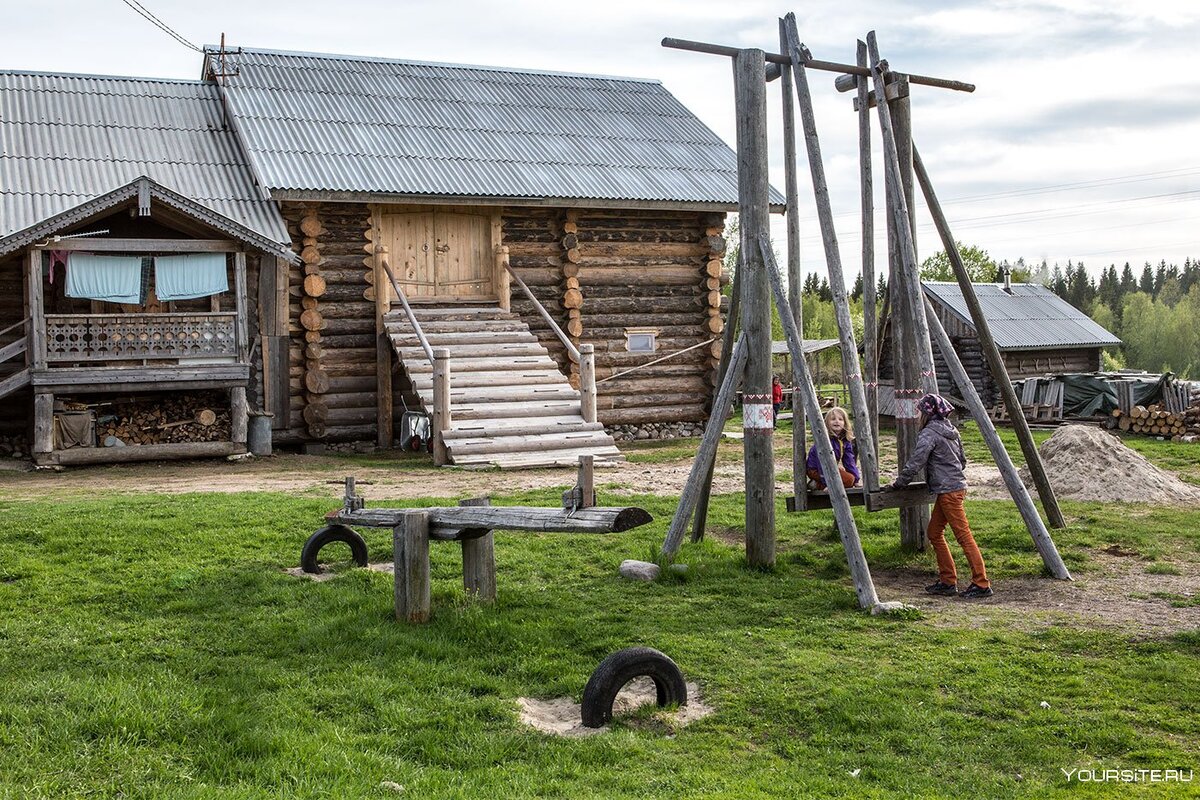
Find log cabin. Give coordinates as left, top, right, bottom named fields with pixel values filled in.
left=880, top=279, right=1122, bottom=408
left=1, top=48, right=783, bottom=467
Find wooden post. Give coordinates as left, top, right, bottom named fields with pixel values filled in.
left=733, top=47, right=775, bottom=569
left=495, top=245, right=511, bottom=313
left=578, top=455, right=595, bottom=508
left=230, top=386, right=248, bottom=444
left=579, top=343, right=597, bottom=423
left=459, top=497, right=497, bottom=602
left=27, top=251, right=45, bottom=369
left=857, top=41, right=880, bottom=462
left=867, top=33, right=935, bottom=551
left=780, top=20, right=879, bottom=495
left=691, top=268, right=741, bottom=542
left=762, top=236, right=878, bottom=609
left=375, top=245, right=394, bottom=448
left=233, top=252, right=249, bottom=363
left=912, top=146, right=1067, bottom=529
left=663, top=333, right=747, bottom=557
left=432, top=347, right=451, bottom=466
left=394, top=510, right=431, bottom=623
left=32, top=392, right=53, bottom=455
left=779, top=18, right=807, bottom=507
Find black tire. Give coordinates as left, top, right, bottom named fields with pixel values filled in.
left=300, top=525, right=368, bottom=574
left=580, top=647, right=687, bottom=728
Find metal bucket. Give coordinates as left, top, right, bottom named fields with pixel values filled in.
left=248, top=412, right=274, bottom=456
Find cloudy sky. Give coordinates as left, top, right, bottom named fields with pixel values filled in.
left=3, top=0, right=1197, bottom=280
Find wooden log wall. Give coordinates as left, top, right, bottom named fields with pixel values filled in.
left=503, top=208, right=727, bottom=429
left=280, top=202, right=381, bottom=444
left=279, top=201, right=417, bottom=446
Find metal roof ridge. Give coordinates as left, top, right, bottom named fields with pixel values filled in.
left=0, top=68, right=212, bottom=86
left=206, top=45, right=665, bottom=86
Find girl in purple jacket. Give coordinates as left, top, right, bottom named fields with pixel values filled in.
left=805, top=406, right=860, bottom=490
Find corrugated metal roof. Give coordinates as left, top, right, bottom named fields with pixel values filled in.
left=772, top=338, right=842, bottom=355
left=923, top=282, right=1122, bottom=350
left=0, top=71, right=288, bottom=248
left=208, top=47, right=781, bottom=207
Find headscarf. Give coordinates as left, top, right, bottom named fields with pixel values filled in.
left=917, top=393, right=954, bottom=420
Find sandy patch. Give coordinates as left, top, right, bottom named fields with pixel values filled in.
left=518, top=678, right=712, bottom=738
left=284, top=562, right=394, bottom=582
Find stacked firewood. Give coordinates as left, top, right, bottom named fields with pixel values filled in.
left=95, top=393, right=231, bottom=446
left=1112, top=403, right=1200, bottom=442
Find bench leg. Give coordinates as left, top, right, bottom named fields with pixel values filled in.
left=462, top=533, right=496, bottom=602
left=394, top=511, right=431, bottom=623
left=458, top=496, right=496, bottom=602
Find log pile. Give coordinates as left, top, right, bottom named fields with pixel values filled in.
left=94, top=392, right=231, bottom=445
left=1112, top=403, right=1200, bottom=442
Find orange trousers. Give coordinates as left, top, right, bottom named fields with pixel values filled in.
left=928, top=490, right=989, bottom=589
left=807, top=467, right=856, bottom=490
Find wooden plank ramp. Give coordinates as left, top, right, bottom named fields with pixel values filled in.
left=385, top=305, right=623, bottom=469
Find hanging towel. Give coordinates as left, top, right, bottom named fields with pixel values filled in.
left=154, top=253, right=229, bottom=301
left=65, top=254, right=144, bottom=304
left=48, top=250, right=69, bottom=285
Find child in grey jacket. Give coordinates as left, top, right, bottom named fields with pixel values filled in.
left=891, top=393, right=992, bottom=598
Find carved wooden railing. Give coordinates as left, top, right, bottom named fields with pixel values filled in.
left=43, top=313, right=239, bottom=362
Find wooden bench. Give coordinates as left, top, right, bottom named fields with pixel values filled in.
left=322, top=464, right=652, bottom=622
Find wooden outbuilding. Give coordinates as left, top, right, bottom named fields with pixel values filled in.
left=880, top=280, right=1122, bottom=408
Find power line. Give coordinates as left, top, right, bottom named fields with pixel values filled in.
left=119, top=0, right=202, bottom=53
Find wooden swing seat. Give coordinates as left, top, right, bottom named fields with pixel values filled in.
left=786, top=482, right=931, bottom=513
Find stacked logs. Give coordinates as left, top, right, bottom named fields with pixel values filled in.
left=562, top=210, right=583, bottom=389
left=285, top=203, right=379, bottom=444
left=1112, top=403, right=1200, bottom=442
left=701, top=221, right=727, bottom=376
left=94, top=393, right=230, bottom=445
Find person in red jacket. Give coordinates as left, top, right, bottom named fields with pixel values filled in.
left=771, top=376, right=784, bottom=427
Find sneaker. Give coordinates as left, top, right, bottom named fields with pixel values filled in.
left=961, top=583, right=994, bottom=599
left=924, top=580, right=958, bottom=596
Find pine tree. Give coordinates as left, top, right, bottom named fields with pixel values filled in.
left=851, top=273, right=863, bottom=301
left=1120, top=262, right=1137, bottom=295
left=1139, top=263, right=1155, bottom=295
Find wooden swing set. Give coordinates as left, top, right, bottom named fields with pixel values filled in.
left=660, top=13, right=1072, bottom=610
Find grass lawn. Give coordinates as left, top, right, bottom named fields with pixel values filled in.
left=1, top=439, right=1198, bottom=798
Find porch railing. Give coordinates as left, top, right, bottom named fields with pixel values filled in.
left=43, top=312, right=239, bottom=362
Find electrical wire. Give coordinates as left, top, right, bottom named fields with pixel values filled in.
left=119, top=0, right=202, bottom=53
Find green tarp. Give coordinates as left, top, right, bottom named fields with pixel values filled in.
left=1042, top=374, right=1168, bottom=417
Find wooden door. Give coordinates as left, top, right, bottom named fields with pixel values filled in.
left=383, top=212, right=492, bottom=301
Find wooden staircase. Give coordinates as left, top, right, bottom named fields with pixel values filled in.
left=0, top=331, right=30, bottom=400
left=384, top=305, right=623, bottom=469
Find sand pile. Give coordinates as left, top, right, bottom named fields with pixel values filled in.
left=1022, top=424, right=1200, bottom=504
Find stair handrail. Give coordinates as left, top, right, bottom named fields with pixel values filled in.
left=379, top=256, right=435, bottom=364
left=0, top=316, right=30, bottom=366
left=503, top=264, right=581, bottom=362
left=502, top=264, right=599, bottom=422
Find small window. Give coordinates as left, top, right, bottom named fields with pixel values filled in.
left=625, top=328, right=658, bottom=353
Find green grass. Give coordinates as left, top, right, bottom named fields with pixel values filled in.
left=1, top=471, right=1198, bottom=798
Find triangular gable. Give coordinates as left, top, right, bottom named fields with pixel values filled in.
left=0, top=177, right=297, bottom=262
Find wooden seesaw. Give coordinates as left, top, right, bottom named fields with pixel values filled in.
left=307, top=459, right=653, bottom=622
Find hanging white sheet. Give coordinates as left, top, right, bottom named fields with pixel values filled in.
left=64, top=254, right=143, bottom=304
left=155, top=253, right=228, bottom=301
